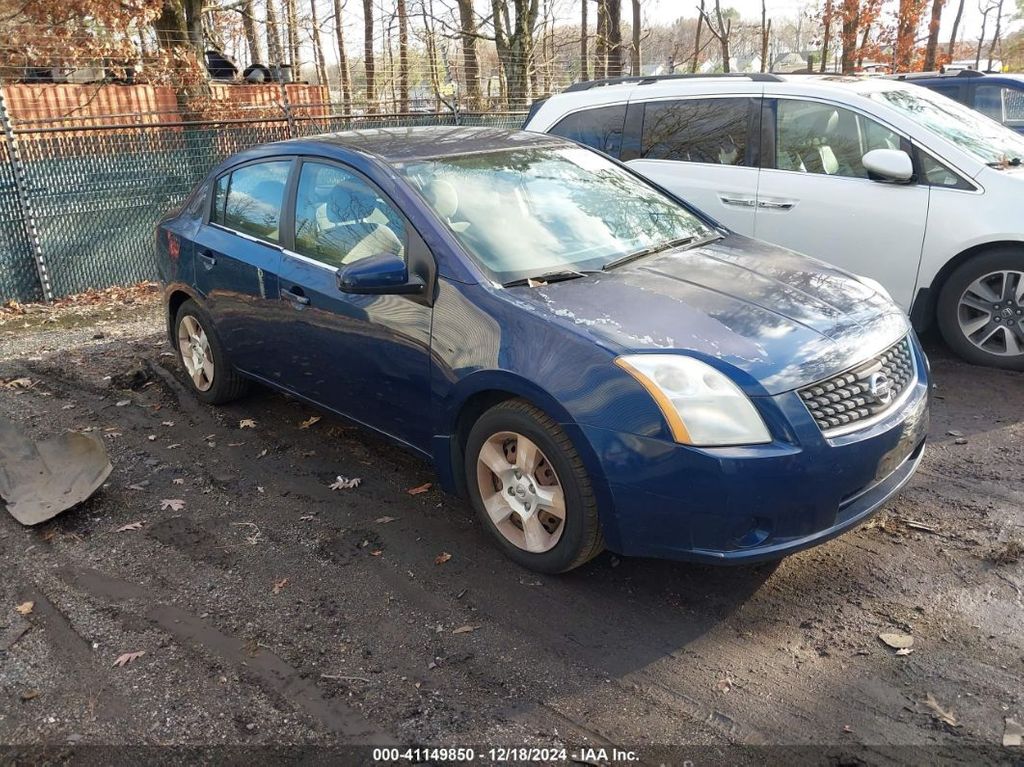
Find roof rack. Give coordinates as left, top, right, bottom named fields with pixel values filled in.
left=563, top=72, right=783, bottom=93
left=893, top=69, right=986, bottom=80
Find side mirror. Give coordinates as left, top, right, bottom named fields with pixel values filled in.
left=336, top=253, right=424, bottom=295
left=863, top=149, right=914, bottom=184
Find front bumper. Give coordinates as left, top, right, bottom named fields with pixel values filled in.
left=584, top=345, right=930, bottom=564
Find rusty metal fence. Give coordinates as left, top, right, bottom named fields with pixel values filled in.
left=0, top=84, right=525, bottom=303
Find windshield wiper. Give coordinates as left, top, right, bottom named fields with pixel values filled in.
left=988, top=156, right=1022, bottom=167
left=602, top=232, right=722, bottom=272
left=503, top=268, right=601, bottom=288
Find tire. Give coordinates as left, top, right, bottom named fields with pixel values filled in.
left=173, top=299, right=249, bottom=404
left=465, top=399, right=604, bottom=573
left=936, top=248, right=1024, bottom=371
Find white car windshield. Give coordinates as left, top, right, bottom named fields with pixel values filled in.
left=397, top=145, right=716, bottom=284
left=868, top=86, right=1024, bottom=166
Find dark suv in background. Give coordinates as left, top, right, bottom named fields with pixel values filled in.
left=893, top=70, right=1024, bottom=133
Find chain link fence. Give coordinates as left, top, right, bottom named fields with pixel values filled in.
left=0, top=83, right=526, bottom=303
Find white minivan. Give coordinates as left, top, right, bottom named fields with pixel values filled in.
left=525, top=74, right=1024, bottom=369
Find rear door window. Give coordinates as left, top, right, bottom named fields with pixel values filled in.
left=640, top=98, right=752, bottom=166
left=548, top=105, right=627, bottom=157
left=212, top=160, right=292, bottom=243
left=975, top=84, right=1024, bottom=129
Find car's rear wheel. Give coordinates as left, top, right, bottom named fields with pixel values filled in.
left=173, top=299, right=248, bottom=404
left=937, top=249, right=1024, bottom=370
left=465, top=399, right=603, bottom=573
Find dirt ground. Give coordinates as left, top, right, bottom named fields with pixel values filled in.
left=0, top=288, right=1021, bottom=763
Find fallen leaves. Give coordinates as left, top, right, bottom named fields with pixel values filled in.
left=14, top=601, right=34, bottom=616
left=116, top=521, right=144, bottom=532
left=160, top=499, right=185, bottom=512
left=923, top=693, right=958, bottom=727
left=434, top=552, right=452, bottom=566
left=452, top=625, right=480, bottom=634
left=299, top=416, right=321, bottom=429
left=375, top=516, right=397, bottom=524
left=239, top=418, right=256, bottom=429
left=330, top=476, right=362, bottom=491
left=715, top=677, right=733, bottom=693
left=113, top=650, right=146, bottom=667
left=879, top=633, right=914, bottom=650
left=2, top=377, right=33, bottom=389
left=272, top=578, right=289, bottom=594
left=407, top=482, right=432, bottom=495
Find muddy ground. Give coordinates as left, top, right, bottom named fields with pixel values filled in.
left=0, top=289, right=1021, bottom=763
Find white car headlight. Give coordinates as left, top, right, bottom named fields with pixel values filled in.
left=615, top=354, right=771, bottom=447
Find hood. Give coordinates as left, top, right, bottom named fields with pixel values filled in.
left=507, top=234, right=910, bottom=395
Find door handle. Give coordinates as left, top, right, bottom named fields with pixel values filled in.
left=198, top=251, right=216, bottom=269
left=757, top=199, right=797, bottom=210
left=283, top=287, right=310, bottom=307
left=719, top=195, right=757, bottom=208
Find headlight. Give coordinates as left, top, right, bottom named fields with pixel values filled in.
left=615, top=355, right=771, bottom=446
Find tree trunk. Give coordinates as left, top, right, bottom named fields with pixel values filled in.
left=595, top=1, right=608, bottom=79
left=240, top=0, right=265, bottom=65
left=397, top=0, right=409, bottom=111
left=987, top=0, right=1004, bottom=70
left=761, top=0, right=771, bottom=71
left=923, top=0, right=945, bottom=69
left=154, top=0, right=207, bottom=116
left=580, top=0, right=589, bottom=81
left=331, top=0, right=352, bottom=112
left=265, top=0, right=284, bottom=67
left=310, top=0, right=327, bottom=86
left=858, top=23, right=872, bottom=67
left=820, top=0, right=833, bottom=72
left=947, top=0, right=965, bottom=58
left=363, top=0, right=376, bottom=112
left=492, top=0, right=538, bottom=110
left=631, top=0, right=641, bottom=74
left=840, top=0, right=859, bottom=73
left=715, top=0, right=730, bottom=73
left=606, top=0, right=623, bottom=77
left=457, top=0, right=483, bottom=107
left=285, top=0, right=300, bottom=70
left=691, top=0, right=704, bottom=73
left=895, top=0, right=920, bottom=71
left=975, top=5, right=990, bottom=70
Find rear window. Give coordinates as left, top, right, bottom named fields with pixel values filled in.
left=548, top=105, right=626, bottom=157
left=641, top=98, right=752, bottom=166
left=212, top=160, right=292, bottom=243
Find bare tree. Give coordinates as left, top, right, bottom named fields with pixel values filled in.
left=580, top=0, right=589, bottom=80
left=285, top=0, right=300, bottom=68
left=631, top=0, right=641, bottom=74
left=363, top=0, right=376, bottom=111
left=699, top=0, right=732, bottom=73
left=691, top=0, right=705, bottom=72
left=491, top=0, right=541, bottom=109
left=310, top=0, right=328, bottom=85
left=397, top=0, right=409, bottom=111
left=238, top=0, right=264, bottom=65
left=986, top=0, right=1005, bottom=69
left=331, top=0, right=352, bottom=112
left=947, top=0, right=965, bottom=57
left=595, top=0, right=608, bottom=77
left=265, top=0, right=284, bottom=66
left=923, top=0, right=946, bottom=69
left=761, top=0, right=772, bottom=72
left=820, top=0, right=835, bottom=72
left=456, top=0, right=483, bottom=107
left=606, top=0, right=623, bottom=76
left=976, top=0, right=997, bottom=69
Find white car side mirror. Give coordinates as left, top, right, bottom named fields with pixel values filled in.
left=863, top=149, right=914, bottom=184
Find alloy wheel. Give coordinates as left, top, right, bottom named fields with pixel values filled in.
left=475, top=431, right=566, bottom=554
left=957, top=269, right=1024, bottom=357
left=177, top=314, right=215, bottom=391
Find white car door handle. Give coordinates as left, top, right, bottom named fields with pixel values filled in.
left=757, top=199, right=797, bottom=210
left=719, top=195, right=757, bottom=208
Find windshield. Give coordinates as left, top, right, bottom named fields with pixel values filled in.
left=397, top=145, right=715, bottom=284
left=867, top=85, right=1024, bottom=165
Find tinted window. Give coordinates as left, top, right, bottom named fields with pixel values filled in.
left=917, top=151, right=973, bottom=190
left=293, top=162, right=406, bottom=268
left=213, top=160, right=291, bottom=242
left=926, top=83, right=963, bottom=102
left=641, top=98, right=750, bottom=165
left=775, top=100, right=900, bottom=179
left=975, top=84, right=1024, bottom=128
left=549, top=105, right=626, bottom=157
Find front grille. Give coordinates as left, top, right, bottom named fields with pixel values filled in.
left=798, top=336, right=916, bottom=435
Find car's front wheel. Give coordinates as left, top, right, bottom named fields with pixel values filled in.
left=465, top=399, right=604, bottom=573
left=937, top=249, right=1024, bottom=371
left=173, top=299, right=249, bottom=404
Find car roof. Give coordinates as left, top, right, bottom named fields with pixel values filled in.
left=286, top=126, right=564, bottom=163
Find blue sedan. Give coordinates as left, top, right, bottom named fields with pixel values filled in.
left=156, top=127, right=929, bottom=573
